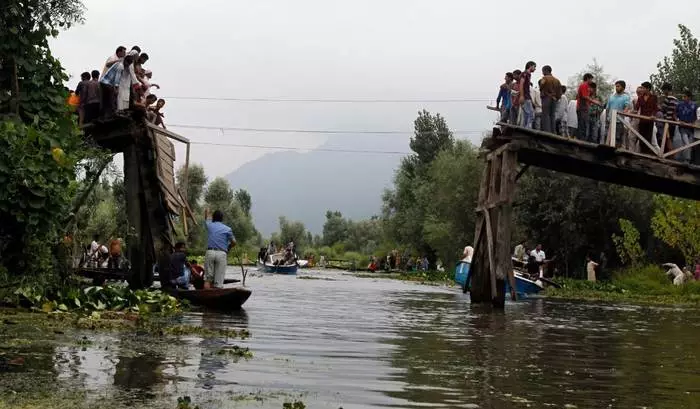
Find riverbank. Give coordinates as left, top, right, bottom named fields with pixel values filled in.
left=546, top=265, right=700, bottom=305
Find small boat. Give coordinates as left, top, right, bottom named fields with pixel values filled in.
left=505, top=271, right=544, bottom=296
left=165, top=287, right=251, bottom=311
left=263, top=261, right=298, bottom=275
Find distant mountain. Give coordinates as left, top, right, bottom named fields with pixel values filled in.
left=225, top=134, right=406, bottom=235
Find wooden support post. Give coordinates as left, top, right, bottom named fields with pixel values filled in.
left=609, top=110, right=617, bottom=147
left=660, top=123, right=669, bottom=157
left=469, top=146, right=518, bottom=308
left=124, top=142, right=147, bottom=288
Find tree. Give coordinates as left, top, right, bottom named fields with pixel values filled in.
left=176, top=164, right=207, bottom=212
left=0, top=0, right=85, bottom=120
left=566, top=59, right=615, bottom=101
left=515, top=169, right=654, bottom=276
left=422, top=140, right=482, bottom=267
left=234, top=189, right=252, bottom=216
left=651, top=24, right=700, bottom=96
left=0, top=0, right=91, bottom=275
left=651, top=195, right=700, bottom=265
left=278, top=216, right=309, bottom=251
left=322, top=211, right=348, bottom=246
left=410, top=110, right=455, bottom=167
left=204, top=177, right=234, bottom=207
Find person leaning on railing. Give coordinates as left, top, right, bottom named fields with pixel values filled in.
left=676, top=89, right=697, bottom=163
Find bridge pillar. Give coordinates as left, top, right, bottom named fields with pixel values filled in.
left=469, top=146, right=518, bottom=308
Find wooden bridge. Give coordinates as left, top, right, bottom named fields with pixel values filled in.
left=470, top=111, right=700, bottom=307
left=84, top=114, right=194, bottom=288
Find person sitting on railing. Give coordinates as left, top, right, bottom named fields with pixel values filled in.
left=149, top=98, right=167, bottom=129
left=605, top=80, right=631, bottom=147
left=658, top=83, right=678, bottom=154
left=676, top=89, right=697, bottom=163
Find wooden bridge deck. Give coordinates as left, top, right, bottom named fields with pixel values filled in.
left=490, top=123, right=700, bottom=200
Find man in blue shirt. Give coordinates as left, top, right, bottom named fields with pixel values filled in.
left=204, top=208, right=236, bottom=289
left=605, top=80, right=631, bottom=147
left=676, top=90, right=697, bottom=163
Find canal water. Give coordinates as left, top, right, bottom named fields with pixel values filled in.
left=2, top=268, right=700, bottom=408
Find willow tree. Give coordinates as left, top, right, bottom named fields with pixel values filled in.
left=650, top=24, right=700, bottom=96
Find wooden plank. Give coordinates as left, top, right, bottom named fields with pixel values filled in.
left=608, top=110, right=617, bottom=147
left=488, top=153, right=502, bottom=205
left=664, top=138, right=700, bottom=158
left=621, top=120, right=660, bottom=156
left=660, top=123, right=669, bottom=156
left=483, top=206, right=497, bottom=299
left=619, top=111, right=700, bottom=131
left=146, top=122, right=190, bottom=144
left=502, top=134, right=700, bottom=200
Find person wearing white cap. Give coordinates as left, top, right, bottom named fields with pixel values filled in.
left=141, top=69, right=160, bottom=99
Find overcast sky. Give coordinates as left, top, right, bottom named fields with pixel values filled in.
left=51, top=0, right=700, bottom=179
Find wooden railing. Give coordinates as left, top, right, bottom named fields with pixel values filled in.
left=607, top=111, right=700, bottom=160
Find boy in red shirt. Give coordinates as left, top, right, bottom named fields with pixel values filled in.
left=576, top=73, right=602, bottom=142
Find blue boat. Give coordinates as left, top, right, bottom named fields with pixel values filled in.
left=505, top=272, right=544, bottom=296
left=263, top=261, right=298, bottom=275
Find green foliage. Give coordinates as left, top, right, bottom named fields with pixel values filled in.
left=0, top=0, right=85, bottom=120
left=0, top=119, right=85, bottom=274
left=612, top=218, right=645, bottom=266
left=215, top=345, right=253, bottom=361
left=651, top=24, right=700, bottom=96
left=548, top=264, right=700, bottom=304
left=382, top=110, right=458, bottom=265
left=282, top=401, right=306, bottom=409
left=516, top=169, right=653, bottom=276
left=566, top=59, right=614, bottom=101
left=234, top=189, right=252, bottom=216
left=277, top=216, right=309, bottom=251
left=322, top=211, right=349, bottom=246
left=651, top=195, right=700, bottom=265
left=202, top=177, right=257, bottom=248
left=422, top=140, right=481, bottom=267
left=176, top=164, right=207, bottom=212
left=12, top=283, right=181, bottom=314
left=177, top=396, right=200, bottom=409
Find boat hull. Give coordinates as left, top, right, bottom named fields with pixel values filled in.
left=165, top=287, right=251, bottom=311
left=264, top=263, right=298, bottom=275
left=505, top=273, right=544, bottom=296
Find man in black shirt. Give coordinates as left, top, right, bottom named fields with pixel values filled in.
left=168, top=242, right=190, bottom=289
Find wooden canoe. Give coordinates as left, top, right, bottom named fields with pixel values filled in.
left=165, top=287, right=251, bottom=311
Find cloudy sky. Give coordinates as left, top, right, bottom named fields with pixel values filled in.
left=51, top=0, right=700, bottom=179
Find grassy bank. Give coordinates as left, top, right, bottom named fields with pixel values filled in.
left=547, top=265, right=700, bottom=305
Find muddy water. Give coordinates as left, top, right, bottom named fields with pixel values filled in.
left=2, top=268, right=700, bottom=408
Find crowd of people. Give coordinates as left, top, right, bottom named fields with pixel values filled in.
left=66, top=45, right=167, bottom=128
left=495, top=61, right=700, bottom=163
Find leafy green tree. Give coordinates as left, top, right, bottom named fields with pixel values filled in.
left=0, top=0, right=85, bottom=120
left=322, top=211, right=349, bottom=246
left=234, top=189, right=252, bottom=216
left=516, top=169, right=654, bottom=276
left=278, top=216, right=309, bottom=251
left=651, top=195, right=700, bottom=265
left=651, top=24, right=700, bottom=96
left=176, top=164, right=207, bottom=212
left=422, top=140, right=482, bottom=267
left=410, top=110, right=455, bottom=167
left=204, top=177, right=234, bottom=206
left=566, top=59, right=615, bottom=101
left=612, top=218, right=645, bottom=266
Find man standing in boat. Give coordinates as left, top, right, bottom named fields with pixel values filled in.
left=204, top=208, right=236, bottom=289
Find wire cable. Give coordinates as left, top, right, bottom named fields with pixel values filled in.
left=189, top=141, right=413, bottom=155
left=168, top=123, right=486, bottom=135
left=162, top=96, right=493, bottom=103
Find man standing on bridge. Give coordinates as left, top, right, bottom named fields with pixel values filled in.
left=538, top=65, right=562, bottom=134
left=204, top=208, right=236, bottom=289
left=519, top=61, right=537, bottom=129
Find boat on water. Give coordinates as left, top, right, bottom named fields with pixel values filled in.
left=262, top=261, right=298, bottom=275
left=454, top=259, right=544, bottom=296
left=164, top=286, right=251, bottom=311
left=505, top=271, right=544, bottom=296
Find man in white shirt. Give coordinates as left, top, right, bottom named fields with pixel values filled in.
left=101, top=46, right=126, bottom=77
left=462, top=245, right=474, bottom=263
left=566, top=99, right=578, bottom=138
left=556, top=86, right=569, bottom=136
left=530, top=244, right=546, bottom=278
left=532, top=85, right=543, bottom=130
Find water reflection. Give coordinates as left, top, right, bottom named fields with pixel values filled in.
left=4, top=270, right=700, bottom=409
